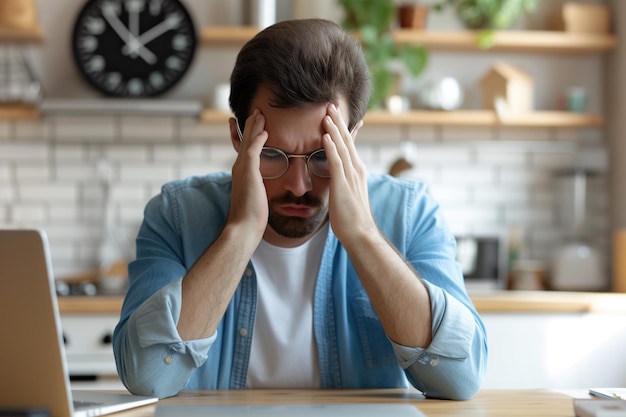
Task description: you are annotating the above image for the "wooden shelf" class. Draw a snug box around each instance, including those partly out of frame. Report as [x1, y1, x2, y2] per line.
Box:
[201, 108, 604, 128]
[0, 26, 43, 43]
[393, 30, 617, 54]
[200, 26, 617, 54]
[58, 296, 123, 315]
[0, 104, 40, 120]
[201, 26, 259, 46]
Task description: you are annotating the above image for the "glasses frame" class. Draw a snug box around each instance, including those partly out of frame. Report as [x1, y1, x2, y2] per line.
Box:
[235, 121, 331, 180]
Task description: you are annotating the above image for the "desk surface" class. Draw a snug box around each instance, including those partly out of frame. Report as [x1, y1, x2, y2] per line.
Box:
[112, 389, 577, 417]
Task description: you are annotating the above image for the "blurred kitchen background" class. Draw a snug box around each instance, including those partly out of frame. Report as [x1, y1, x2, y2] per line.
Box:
[0, 0, 624, 295]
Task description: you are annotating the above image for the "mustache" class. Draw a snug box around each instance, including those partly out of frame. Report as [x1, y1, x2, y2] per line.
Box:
[270, 192, 321, 207]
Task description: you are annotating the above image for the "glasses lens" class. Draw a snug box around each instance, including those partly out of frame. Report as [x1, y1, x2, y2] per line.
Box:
[259, 148, 289, 179]
[308, 149, 330, 178]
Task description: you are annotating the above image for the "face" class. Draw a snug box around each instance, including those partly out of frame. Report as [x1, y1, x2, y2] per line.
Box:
[232, 86, 350, 247]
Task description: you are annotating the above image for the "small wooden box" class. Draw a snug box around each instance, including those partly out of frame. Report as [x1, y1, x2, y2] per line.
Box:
[550, 2, 610, 34]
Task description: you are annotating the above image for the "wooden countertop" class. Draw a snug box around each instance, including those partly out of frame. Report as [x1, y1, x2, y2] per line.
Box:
[57, 290, 626, 315]
[112, 389, 576, 417]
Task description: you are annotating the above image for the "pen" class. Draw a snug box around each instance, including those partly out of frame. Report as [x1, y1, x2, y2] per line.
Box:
[614, 392, 626, 400]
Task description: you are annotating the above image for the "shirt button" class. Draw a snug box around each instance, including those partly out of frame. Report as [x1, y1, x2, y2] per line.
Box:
[239, 328, 248, 337]
[430, 358, 439, 367]
[164, 355, 173, 364]
[244, 268, 252, 277]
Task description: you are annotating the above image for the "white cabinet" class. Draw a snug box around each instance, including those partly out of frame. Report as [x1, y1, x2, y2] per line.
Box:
[60, 314, 120, 380]
[481, 312, 626, 389]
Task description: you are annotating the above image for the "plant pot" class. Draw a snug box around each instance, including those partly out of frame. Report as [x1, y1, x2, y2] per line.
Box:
[397, 5, 428, 29]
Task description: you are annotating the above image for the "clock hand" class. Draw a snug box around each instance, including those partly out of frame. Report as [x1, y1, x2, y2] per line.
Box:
[101, 2, 133, 46]
[122, 12, 182, 56]
[101, 2, 157, 64]
[126, 0, 144, 38]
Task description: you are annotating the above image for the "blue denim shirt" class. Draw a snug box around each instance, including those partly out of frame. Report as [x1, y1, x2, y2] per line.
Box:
[113, 172, 487, 400]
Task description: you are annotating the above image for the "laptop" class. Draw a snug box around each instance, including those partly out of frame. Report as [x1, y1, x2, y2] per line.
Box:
[155, 404, 427, 417]
[0, 229, 158, 417]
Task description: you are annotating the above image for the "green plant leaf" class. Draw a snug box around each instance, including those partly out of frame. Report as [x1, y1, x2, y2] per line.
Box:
[398, 46, 429, 77]
[476, 29, 495, 49]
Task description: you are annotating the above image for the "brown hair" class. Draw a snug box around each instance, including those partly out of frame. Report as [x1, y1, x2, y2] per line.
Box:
[229, 18, 370, 131]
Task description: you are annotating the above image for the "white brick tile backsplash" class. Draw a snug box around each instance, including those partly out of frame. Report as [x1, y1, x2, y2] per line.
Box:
[54, 145, 87, 161]
[0, 164, 11, 181]
[19, 183, 79, 202]
[553, 128, 579, 142]
[54, 116, 116, 141]
[104, 145, 150, 162]
[0, 115, 610, 278]
[120, 116, 175, 141]
[56, 163, 103, 182]
[110, 184, 150, 202]
[153, 144, 210, 162]
[49, 205, 80, 222]
[0, 143, 49, 160]
[179, 164, 217, 179]
[119, 164, 176, 184]
[499, 169, 552, 186]
[476, 151, 527, 166]
[496, 127, 552, 141]
[180, 120, 230, 142]
[357, 125, 404, 142]
[414, 145, 472, 165]
[14, 120, 51, 140]
[406, 125, 437, 142]
[441, 126, 494, 141]
[440, 165, 496, 185]
[503, 206, 554, 226]
[15, 163, 51, 181]
[119, 204, 147, 224]
[11, 204, 47, 223]
[428, 184, 471, 205]
[0, 182, 15, 202]
[473, 186, 530, 205]
[530, 152, 576, 169]
[0, 121, 11, 139]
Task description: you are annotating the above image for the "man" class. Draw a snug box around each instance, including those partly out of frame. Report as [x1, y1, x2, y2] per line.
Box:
[113, 19, 487, 400]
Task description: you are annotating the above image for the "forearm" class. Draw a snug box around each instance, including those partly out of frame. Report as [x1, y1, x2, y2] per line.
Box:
[393, 282, 488, 400]
[342, 229, 432, 347]
[177, 222, 260, 340]
[114, 280, 215, 398]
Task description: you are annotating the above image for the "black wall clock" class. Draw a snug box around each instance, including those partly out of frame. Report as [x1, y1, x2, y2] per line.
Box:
[72, 0, 197, 97]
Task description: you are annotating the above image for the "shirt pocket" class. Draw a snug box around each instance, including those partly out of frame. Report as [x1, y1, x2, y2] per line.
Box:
[352, 296, 397, 368]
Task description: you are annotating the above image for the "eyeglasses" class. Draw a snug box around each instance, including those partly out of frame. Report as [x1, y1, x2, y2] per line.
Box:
[236, 122, 330, 180]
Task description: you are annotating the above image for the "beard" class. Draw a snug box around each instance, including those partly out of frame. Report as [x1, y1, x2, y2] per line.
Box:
[268, 192, 328, 238]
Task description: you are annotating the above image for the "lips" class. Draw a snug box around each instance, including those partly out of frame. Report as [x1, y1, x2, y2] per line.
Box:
[276, 205, 315, 217]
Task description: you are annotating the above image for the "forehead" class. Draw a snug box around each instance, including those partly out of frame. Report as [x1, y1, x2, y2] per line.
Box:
[250, 86, 350, 136]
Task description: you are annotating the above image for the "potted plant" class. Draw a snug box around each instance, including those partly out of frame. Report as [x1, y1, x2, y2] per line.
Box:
[433, 0, 537, 48]
[338, 0, 428, 109]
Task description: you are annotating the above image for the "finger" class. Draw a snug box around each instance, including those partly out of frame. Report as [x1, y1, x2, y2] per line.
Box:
[322, 132, 346, 181]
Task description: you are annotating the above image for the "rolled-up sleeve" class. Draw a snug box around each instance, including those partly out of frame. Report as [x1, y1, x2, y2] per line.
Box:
[391, 280, 487, 400]
[114, 278, 216, 398]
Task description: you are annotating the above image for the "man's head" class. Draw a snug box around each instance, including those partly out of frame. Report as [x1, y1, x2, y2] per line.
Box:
[229, 18, 370, 131]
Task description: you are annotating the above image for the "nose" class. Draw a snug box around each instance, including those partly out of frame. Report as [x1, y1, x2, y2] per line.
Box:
[282, 157, 312, 196]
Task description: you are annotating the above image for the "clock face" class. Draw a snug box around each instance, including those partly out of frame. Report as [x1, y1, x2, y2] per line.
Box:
[72, 0, 197, 97]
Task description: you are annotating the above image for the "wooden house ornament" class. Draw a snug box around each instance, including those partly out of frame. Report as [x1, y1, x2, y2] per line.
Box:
[479, 62, 534, 116]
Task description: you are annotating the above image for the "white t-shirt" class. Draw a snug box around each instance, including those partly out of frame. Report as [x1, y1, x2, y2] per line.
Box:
[246, 223, 328, 388]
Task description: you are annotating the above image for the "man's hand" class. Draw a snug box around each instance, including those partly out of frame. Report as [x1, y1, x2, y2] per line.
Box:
[322, 104, 374, 245]
[228, 109, 269, 239]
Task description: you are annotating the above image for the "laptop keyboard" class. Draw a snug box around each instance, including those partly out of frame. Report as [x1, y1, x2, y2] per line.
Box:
[74, 400, 103, 409]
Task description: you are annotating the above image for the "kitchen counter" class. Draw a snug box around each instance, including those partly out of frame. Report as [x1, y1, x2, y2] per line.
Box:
[57, 290, 626, 314]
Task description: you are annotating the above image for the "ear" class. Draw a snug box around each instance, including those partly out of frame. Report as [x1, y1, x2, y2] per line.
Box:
[228, 117, 241, 152]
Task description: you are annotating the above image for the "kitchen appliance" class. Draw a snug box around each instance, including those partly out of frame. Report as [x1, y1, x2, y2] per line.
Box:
[455, 235, 506, 291]
[550, 169, 605, 291]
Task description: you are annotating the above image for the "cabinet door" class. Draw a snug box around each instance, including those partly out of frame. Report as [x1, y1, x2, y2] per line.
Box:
[481, 313, 626, 389]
